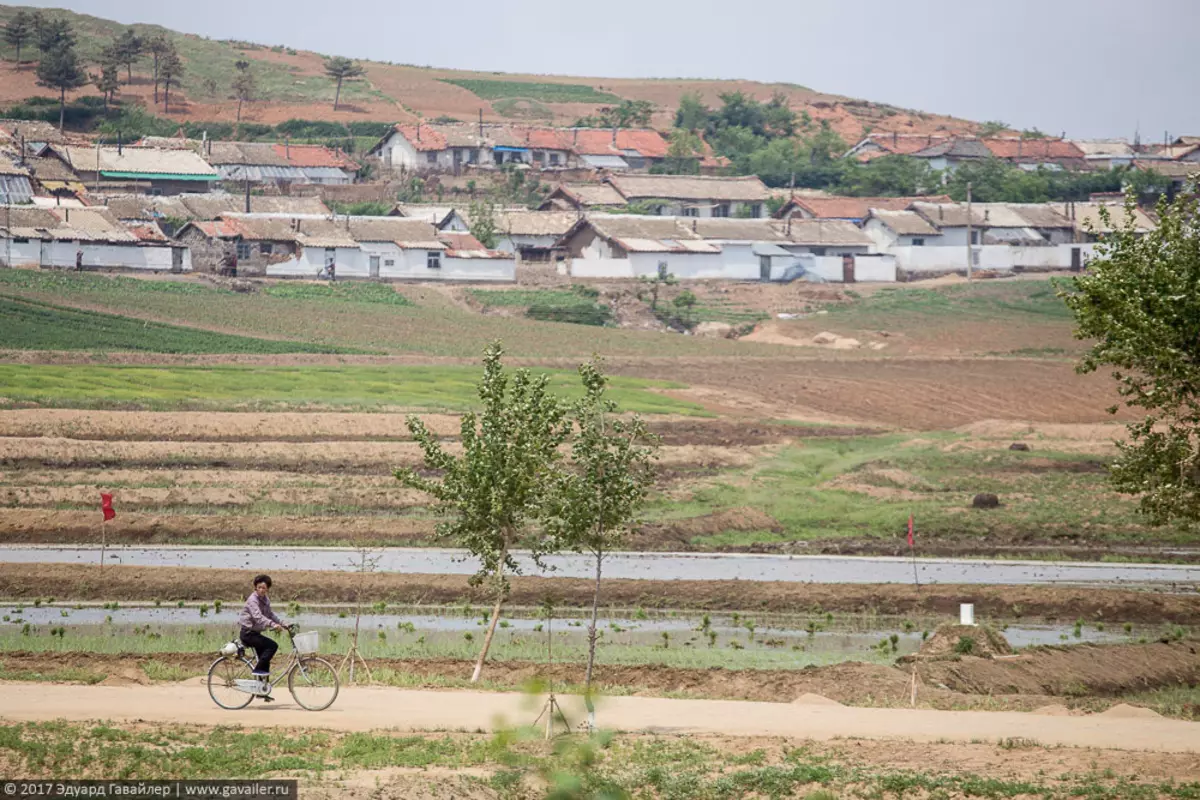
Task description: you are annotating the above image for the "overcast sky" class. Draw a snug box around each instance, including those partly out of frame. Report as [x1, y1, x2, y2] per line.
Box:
[20, 0, 1200, 139]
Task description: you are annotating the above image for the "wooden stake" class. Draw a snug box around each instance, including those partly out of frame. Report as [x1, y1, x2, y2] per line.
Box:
[100, 520, 106, 570]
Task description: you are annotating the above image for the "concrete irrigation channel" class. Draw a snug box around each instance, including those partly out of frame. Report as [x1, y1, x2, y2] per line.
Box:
[3, 545, 1199, 587]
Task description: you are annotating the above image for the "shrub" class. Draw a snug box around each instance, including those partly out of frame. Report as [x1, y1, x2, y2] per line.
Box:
[954, 635, 975, 655]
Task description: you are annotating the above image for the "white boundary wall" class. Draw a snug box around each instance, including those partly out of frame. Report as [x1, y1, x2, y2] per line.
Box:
[890, 243, 1096, 273]
[1, 239, 187, 272]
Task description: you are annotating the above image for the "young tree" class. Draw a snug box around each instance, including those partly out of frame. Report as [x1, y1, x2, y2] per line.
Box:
[674, 92, 710, 132]
[111, 27, 143, 84]
[324, 56, 365, 111]
[158, 43, 184, 113]
[395, 342, 569, 682]
[657, 129, 702, 175]
[231, 58, 256, 124]
[93, 62, 120, 110]
[1061, 189, 1200, 526]
[35, 16, 74, 54]
[545, 359, 657, 720]
[36, 42, 87, 131]
[3, 10, 35, 67]
[468, 199, 498, 249]
[145, 34, 170, 104]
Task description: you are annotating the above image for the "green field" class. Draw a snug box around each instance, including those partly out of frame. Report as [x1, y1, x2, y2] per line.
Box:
[0, 271, 750, 358]
[0, 364, 703, 414]
[0, 297, 353, 354]
[441, 78, 621, 103]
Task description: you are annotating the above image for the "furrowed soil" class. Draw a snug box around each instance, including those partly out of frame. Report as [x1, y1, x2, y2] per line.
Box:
[4, 564, 1199, 624]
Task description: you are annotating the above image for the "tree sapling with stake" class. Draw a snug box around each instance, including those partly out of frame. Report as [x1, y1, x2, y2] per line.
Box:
[396, 341, 569, 683]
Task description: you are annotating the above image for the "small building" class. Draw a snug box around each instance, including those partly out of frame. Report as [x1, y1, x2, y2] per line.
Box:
[844, 133, 955, 162]
[104, 193, 330, 237]
[140, 139, 359, 185]
[0, 205, 187, 271]
[0, 159, 34, 205]
[369, 123, 489, 173]
[390, 204, 470, 231]
[863, 209, 944, 250]
[492, 210, 577, 262]
[1070, 139, 1137, 169]
[604, 174, 771, 218]
[909, 202, 1049, 246]
[50, 145, 218, 194]
[1131, 159, 1200, 192]
[1068, 202, 1157, 241]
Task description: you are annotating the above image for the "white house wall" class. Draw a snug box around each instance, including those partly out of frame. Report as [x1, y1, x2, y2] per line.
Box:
[440, 256, 515, 282]
[889, 243, 1096, 273]
[0, 239, 41, 268]
[853, 254, 897, 282]
[5, 240, 182, 272]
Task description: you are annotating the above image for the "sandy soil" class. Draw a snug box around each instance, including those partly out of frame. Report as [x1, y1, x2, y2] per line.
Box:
[1, 682, 1195, 752]
[4, 564, 1198, 623]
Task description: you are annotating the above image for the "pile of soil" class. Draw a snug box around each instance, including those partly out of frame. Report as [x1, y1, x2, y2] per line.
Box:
[909, 624, 1014, 661]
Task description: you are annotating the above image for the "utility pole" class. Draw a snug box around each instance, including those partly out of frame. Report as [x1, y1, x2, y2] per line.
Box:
[965, 181, 973, 281]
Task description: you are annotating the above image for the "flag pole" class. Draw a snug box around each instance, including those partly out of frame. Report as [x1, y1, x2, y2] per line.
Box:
[100, 519, 106, 570]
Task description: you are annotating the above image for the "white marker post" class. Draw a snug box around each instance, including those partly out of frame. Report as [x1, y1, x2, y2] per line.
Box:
[960, 603, 976, 626]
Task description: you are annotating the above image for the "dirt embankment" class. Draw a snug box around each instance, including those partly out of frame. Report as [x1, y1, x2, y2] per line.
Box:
[3, 564, 1198, 624]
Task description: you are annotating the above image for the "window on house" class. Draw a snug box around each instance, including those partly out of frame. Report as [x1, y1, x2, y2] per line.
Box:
[713, 204, 730, 218]
[970, 231, 980, 245]
[549, 153, 560, 166]
[682, 207, 699, 218]
[236, 242, 251, 260]
[810, 247, 826, 256]
[260, 242, 273, 255]
[13, 238, 29, 244]
[911, 238, 925, 247]
[384, 259, 395, 267]
[426, 251, 441, 269]
[468, 149, 478, 164]
[750, 204, 763, 218]
[426, 152, 438, 164]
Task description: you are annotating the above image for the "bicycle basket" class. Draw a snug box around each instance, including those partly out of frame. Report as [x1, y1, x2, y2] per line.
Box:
[293, 631, 319, 654]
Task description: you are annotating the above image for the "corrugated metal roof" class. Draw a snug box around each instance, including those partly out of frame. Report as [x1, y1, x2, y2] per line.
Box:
[607, 174, 771, 202]
[0, 175, 33, 204]
[867, 209, 941, 236]
[580, 154, 629, 169]
[58, 145, 218, 178]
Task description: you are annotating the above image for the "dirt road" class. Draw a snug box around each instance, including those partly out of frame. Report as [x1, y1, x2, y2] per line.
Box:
[1, 683, 1196, 753]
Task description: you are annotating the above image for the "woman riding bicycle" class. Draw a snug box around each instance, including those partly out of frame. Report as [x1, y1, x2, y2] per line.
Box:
[238, 574, 287, 689]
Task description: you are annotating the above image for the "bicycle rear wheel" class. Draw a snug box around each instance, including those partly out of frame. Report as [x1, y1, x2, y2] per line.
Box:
[207, 657, 254, 710]
[288, 656, 339, 711]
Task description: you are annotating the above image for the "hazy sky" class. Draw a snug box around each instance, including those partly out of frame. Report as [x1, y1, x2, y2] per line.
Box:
[20, 0, 1200, 139]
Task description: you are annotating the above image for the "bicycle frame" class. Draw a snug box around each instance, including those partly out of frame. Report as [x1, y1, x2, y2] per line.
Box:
[237, 629, 305, 689]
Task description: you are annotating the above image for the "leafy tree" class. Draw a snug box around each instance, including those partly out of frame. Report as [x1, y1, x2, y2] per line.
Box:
[3, 10, 35, 67]
[739, 137, 809, 186]
[578, 99, 654, 129]
[323, 56, 365, 110]
[1060, 189, 1200, 525]
[545, 359, 657, 726]
[656, 129, 703, 175]
[1021, 127, 1048, 139]
[715, 91, 766, 136]
[92, 62, 120, 110]
[710, 125, 765, 161]
[978, 120, 1009, 137]
[674, 92, 709, 132]
[158, 42, 184, 113]
[838, 154, 940, 196]
[762, 91, 796, 139]
[145, 35, 170, 104]
[395, 343, 569, 683]
[111, 27, 143, 84]
[468, 199, 498, 249]
[35, 16, 74, 54]
[805, 120, 847, 164]
[231, 59, 256, 123]
[35, 41, 87, 131]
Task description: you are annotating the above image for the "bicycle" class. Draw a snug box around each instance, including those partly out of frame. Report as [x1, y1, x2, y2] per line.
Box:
[207, 624, 340, 711]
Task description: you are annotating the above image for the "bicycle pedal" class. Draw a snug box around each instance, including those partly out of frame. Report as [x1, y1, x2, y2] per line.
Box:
[259, 694, 274, 702]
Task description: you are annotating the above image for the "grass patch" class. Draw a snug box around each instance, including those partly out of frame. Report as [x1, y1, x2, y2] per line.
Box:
[491, 97, 554, 120]
[468, 287, 614, 327]
[0, 721, 1194, 798]
[0, 660, 105, 684]
[441, 79, 620, 104]
[654, 433, 1179, 547]
[0, 271, 754, 358]
[260, 282, 412, 305]
[0, 364, 704, 415]
[0, 297, 353, 354]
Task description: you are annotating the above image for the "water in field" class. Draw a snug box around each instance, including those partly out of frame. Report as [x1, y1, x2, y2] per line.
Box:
[4, 545, 1198, 586]
[0, 603, 1139, 671]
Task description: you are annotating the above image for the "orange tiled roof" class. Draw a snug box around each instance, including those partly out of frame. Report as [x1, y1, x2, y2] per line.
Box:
[981, 139, 1085, 160]
[271, 143, 358, 169]
[791, 195, 952, 219]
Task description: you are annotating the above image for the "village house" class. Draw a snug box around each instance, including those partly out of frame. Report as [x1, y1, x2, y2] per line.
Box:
[863, 209, 944, 250]
[1067, 201, 1157, 241]
[600, 174, 772, 218]
[1131, 159, 1200, 192]
[178, 213, 514, 282]
[557, 213, 879, 281]
[0, 158, 33, 204]
[369, 123, 490, 173]
[1, 205, 187, 271]
[103, 193, 329, 236]
[49, 145, 218, 194]
[538, 183, 627, 211]
[1069, 139, 1137, 169]
[845, 133, 1087, 171]
[389, 204, 470, 231]
[139, 137, 359, 185]
[774, 195, 952, 223]
[490, 210, 579, 263]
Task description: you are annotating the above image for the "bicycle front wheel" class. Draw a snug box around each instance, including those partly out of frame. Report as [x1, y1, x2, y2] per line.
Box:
[207, 657, 254, 710]
[288, 656, 339, 711]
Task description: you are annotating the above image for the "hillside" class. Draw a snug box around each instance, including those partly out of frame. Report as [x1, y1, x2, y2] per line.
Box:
[0, 4, 981, 142]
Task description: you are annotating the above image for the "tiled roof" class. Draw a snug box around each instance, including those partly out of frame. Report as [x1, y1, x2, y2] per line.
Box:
[779, 218, 874, 246]
[55, 146, 218, 178]
[1005, 203, 1074, 229]
[1070, 139, 1136, 158]
[1070, 202, 1156, 234]
[494, 210, 577, 237]
[852, 134, 953, 160]
[1133, 160, 1200, 178]
[981, 138, 1085, 160]
[787, 195, 951, 220]
[271, 143, 358, 169]
[607, 174, 770, 202]
[104, 193, 328, 222]
[690, 218, 792, 242]
[549, 183, 627, 208]
[572, 213, 872, 251]
[570, 129, 670, 159]
[867, 209, 941, 236]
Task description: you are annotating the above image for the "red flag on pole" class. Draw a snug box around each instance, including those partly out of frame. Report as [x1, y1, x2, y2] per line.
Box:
[907, 514, 914, 548]
[100, 493, 115, 522]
